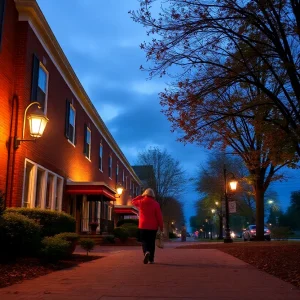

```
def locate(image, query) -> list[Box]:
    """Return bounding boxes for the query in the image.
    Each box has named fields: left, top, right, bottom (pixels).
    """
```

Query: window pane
left=35, top=169, right=45, bottom=208
left=38, top=67, right=47, bottom=92
left=23, top=162, right=34, bottom=207
left=69, top=107, right=75, bottom=126
left=55, top=178, right=63, bottom=211
left=86, top=129, right=91, bottom=144
left=37, top=87, right=45, bottom=108
left=69, top=124, right=74, bottom=143
left=45, top=173, right=54, bottom=209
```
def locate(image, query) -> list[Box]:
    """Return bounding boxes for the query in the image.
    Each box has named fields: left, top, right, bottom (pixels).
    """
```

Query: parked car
left=242, top=225, right=271, bottom=241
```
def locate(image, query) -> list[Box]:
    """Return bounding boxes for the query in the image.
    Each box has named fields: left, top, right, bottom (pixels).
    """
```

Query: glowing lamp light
left=28, top=113, right=49, bottom=138
left=211, top=209, right=216, bottom=214
left=229, top=179, right=238, bottom=191
left=116, top=186, right=123, bottom=196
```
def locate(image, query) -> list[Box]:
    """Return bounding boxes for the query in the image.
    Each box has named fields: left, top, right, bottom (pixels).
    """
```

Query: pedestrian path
left=1, top=247, right=299, bottom=299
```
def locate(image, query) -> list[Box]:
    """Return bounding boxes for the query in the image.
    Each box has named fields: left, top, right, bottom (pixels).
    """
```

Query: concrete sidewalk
left=0, top=248, right=299, bottom=300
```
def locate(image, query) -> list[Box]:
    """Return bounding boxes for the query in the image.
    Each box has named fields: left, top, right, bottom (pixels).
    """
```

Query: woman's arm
left=131, top=195, right=143, bottom=207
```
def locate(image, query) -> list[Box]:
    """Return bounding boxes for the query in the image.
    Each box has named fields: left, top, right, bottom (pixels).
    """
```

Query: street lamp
left=14, top=102, right=48, bottom=149
left=223, top=166, right=238, bottom=243
left=116, top=182, right=124, bottom=197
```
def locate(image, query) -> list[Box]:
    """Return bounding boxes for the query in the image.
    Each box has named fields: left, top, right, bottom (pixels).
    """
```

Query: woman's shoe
left=144, top=252, right=150, bottom=264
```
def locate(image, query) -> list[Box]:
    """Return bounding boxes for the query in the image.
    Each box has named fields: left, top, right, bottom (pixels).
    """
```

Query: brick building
left=0, top=0, right=140, bottom=234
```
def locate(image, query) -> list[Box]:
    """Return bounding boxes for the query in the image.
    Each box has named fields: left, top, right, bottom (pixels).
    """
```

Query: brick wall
left=0, top=0, right=140, bottom=209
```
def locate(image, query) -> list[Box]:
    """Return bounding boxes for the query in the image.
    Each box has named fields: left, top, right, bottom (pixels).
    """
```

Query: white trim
left=85, top=126, right=92, bottom=160
left=67, top=139, right=76, bottom=147
left=99, top=143, right=103, bottom=171
left=22, top=158, right=64, bottom=211
left=38, top=62, right=49, bottom=115
left=68, top=103, right=76, bottom=144
left=19, top=17, right=141, bottom=185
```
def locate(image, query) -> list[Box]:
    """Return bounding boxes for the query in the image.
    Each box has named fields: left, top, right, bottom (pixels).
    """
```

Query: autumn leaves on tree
left=130, top=0, right=300, bottom=240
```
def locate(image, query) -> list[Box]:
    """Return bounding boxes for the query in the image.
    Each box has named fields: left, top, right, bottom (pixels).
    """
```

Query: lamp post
left=14, top=102, right=48, bottom=149
left=223, top=166, right=238, bottom=243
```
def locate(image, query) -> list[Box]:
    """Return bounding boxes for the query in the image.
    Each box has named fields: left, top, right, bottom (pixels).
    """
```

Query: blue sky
left=37, top=0, right=299, bottom=229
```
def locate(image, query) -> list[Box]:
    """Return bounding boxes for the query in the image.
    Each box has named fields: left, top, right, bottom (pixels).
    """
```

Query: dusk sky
left=37, top=0, right=299, bottom=228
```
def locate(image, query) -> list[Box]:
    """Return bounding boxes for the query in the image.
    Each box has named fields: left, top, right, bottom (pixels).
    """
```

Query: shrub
left=117, top=219, right=139, bottom=227
left=103, top=235, right=115, bottom=244
left=113, top=227, right=129, bottom=242
left=0, top=212, right=41, bottom=259
left=271, top=227, right=291, bottom=240
left=6, top=208, right=76, bottom=237
left=55, top=232, right=79, bottom=255
left=122, top=225, right=138, bottom=238
left=41, top=236, right=70, bottom=262
left=80, top=238, right=95, bottom=256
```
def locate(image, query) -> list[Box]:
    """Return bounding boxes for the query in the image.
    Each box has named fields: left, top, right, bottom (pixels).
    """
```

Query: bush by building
left=41, top=236, right=70, bottom=262
left=55, top=232, right=79, bottom=255
left=113, top=227, right=129, bottom=242
left=0, top=212, right=41, bottom=259
left=80, top=238, right=95, bottom=256
left=122, top=224, right=138, bottom=238
left=6, top=208, right=76, bottom=237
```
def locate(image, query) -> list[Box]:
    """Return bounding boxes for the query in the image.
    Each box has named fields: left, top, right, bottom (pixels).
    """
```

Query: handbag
left=156, top=231, right=164, bottom=249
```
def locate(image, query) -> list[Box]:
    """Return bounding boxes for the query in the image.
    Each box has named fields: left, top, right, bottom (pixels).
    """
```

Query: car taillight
left=250, top=230, right=256, bottom=233
left=266, top=229, right=270, bottom=233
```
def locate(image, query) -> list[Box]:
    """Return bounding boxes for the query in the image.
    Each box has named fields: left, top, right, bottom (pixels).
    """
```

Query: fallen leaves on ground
left=177, top=241, right=300, bottom=289
left=0, top=254, right=102, bottom=289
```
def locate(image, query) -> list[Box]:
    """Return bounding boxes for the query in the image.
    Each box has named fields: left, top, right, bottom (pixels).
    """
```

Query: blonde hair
left=142, top=188, right=155, bottom=198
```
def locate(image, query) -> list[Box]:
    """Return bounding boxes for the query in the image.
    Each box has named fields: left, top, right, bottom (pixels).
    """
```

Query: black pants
left=139, top=229, right=157, bottom=262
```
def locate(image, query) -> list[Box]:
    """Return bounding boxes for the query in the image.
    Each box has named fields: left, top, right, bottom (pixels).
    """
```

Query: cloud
left=130, top=80, right=167, bottom=96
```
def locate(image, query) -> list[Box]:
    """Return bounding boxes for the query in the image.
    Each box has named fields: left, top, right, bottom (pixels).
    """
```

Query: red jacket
left=132, top=195, right=164, bottom=231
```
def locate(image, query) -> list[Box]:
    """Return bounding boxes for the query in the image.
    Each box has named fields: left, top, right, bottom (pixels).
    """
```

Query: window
left=45, top=173, right=54, bottom=209
left=132, top=183, right=135, bottom=197
left=65, top=100, right=76, bottom=144
left=125, top=176, right=128, bottom=189
left=31, top=55, right=49, bottom=114
left=108, top=155, right=112, bottom=178
left=22, top=159, right=63, bottom=211
left=35, top=168, right=45, bottom=208
left=122, top=170, right=125, bottom=186
left=0, top=0, right=5, bottom=48
left=55, top=177, right=63, bottom=211
left=84, top=125, right=91, bottom=160
left=99, top=143, right=103, bottom=171
left=23, top=161, right=34, bottom=208
left=116, top=163, right=119, bottom=183
left=130, top=179, right=132, bottom=196
left=136, top=186, right=139, bottom=196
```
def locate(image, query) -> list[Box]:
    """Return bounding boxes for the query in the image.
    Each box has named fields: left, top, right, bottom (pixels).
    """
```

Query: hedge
left=117, top=219, right=139, bottom=227
left=41, top=236, right=70, bottom=262
left=122, top=224, right=139, bottom=238
left=113, top=227, right=129, bottom=242
left=0, top=212, right=41, bottom=259
left=6, top=208, right=76, bottom=237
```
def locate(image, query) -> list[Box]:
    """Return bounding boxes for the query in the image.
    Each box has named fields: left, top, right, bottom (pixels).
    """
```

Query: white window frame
left=116, top=163, right=119, bottom=183
left=38, top=63, right=49, bottom=115
left=85, top=127, right=92, bottom=160
left=108, top=154, right=112, bottom=179
left=22, top=158, right=64, bottom=211
left=99, top=143, right=103, bottom=171
left=68, top=103, right=76, bottom=145
left=125, top=176, right=128, bottom=189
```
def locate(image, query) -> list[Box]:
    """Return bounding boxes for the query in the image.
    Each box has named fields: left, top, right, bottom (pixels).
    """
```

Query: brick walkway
left=1, top=247, right=300, bottom=300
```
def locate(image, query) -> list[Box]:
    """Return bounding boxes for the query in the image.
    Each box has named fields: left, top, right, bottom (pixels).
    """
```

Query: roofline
left=14, top=0, right=142, bottom=185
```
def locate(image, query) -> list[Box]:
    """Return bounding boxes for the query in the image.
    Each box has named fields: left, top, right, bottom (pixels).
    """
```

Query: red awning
left=66, top=182, right=116, bottom=201
left=114, top=206, right=139, bottom=215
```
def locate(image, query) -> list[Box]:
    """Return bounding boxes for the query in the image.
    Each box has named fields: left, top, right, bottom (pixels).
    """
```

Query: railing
left=81, top=218, right=114, bottom=234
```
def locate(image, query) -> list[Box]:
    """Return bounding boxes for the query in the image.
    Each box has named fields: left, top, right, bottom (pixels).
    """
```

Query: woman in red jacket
left=132, top=188, right=164, bottom=264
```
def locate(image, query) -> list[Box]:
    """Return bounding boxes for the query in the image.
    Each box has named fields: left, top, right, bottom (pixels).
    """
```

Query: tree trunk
left=218, top=214, right=223, bottom=239
left=255, top=186, right=265, bottom=241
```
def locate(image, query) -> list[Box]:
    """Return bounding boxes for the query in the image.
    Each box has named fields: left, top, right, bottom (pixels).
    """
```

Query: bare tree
left=137, top=147, right=186, bottom=207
